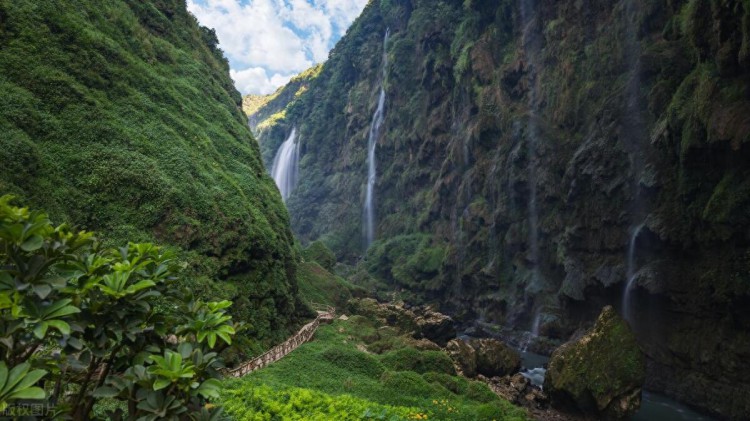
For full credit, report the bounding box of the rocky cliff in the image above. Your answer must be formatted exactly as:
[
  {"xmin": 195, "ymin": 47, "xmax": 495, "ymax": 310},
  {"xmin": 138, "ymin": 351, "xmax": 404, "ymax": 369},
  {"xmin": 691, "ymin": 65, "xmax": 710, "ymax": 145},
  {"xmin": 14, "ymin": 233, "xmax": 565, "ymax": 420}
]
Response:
[{"xmin": 251, "ymin": 0, "xmax": 750, "ymax": 418}]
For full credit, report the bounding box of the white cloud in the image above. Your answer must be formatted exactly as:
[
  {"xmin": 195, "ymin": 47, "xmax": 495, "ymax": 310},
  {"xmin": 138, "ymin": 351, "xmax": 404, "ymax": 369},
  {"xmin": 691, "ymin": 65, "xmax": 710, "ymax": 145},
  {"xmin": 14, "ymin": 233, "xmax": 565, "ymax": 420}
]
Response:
[
  {"xmin": 230, "ymin": 67, "xmax": 293, "ymax": 95},
  {"xmin": 188, "ymin": 0, "xmax": 368, "ymax": 95}
]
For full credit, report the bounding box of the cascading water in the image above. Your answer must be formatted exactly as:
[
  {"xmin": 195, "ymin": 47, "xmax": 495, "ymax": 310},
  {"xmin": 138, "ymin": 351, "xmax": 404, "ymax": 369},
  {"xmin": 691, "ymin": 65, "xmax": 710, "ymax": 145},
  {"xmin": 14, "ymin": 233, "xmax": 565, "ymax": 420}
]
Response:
[
  {"xmin": 622, "ymin": 223, "xmax": 644, "ymax": 323},
  {"xmin": 520, "ymin": 0, "xmax": 541, "ymax": 292},
  {"xmin": 621, "ymin": 0, "xmax": 648, "ymax": 322},
  {"xmin": 363, "ymin": 29, "xmax": 390, "ymax": 249},
  {"xmin": 271, "ymin": 127, "xmax": 300, "ymax": 202},
  {"xmin": 520, "ymin": 309, "xmax": 542, "ymax": 352}
]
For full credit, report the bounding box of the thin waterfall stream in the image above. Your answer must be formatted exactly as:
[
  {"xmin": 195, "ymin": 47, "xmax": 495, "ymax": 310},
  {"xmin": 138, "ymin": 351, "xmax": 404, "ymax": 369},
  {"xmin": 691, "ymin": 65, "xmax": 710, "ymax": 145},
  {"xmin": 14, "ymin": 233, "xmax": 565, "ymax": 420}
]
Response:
[{"xmin": 363, "ymin": 28, "xmax": 390, "ymax": 249}]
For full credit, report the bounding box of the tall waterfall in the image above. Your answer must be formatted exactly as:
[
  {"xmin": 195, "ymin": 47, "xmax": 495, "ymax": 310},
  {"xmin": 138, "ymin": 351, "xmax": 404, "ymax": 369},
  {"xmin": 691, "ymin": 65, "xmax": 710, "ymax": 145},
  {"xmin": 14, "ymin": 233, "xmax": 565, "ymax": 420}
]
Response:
[
  {"xmin": 271, "ymin": 127, "xmax": 299, "ymax": 202},
  {"xmin": 520, "ymin": 0, "xmax": 542, "ymax": 290},
  {"xmin": 364, "ymin": 29, "xmax": 390, "ymax": 249},
  {"xmin": 621, "ymin": 0, "xmax": 648, "ymax": 322}
]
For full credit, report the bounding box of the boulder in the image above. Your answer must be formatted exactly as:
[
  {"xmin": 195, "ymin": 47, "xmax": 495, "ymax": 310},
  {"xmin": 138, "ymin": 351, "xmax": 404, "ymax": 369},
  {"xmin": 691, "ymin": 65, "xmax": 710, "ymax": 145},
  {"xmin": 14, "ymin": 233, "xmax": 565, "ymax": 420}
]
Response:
[
  {"xmin": 446, "ymin": 339, "xmax": 477, "ymax": 377},
  {"xmin": 544, "ymin": 306, "xmax": 646, "ymax": 420},
  {"xmin": 413, "ymin": 307, "xmax": 456, "ymax": 346},
  {"xmin": 469, "ymin": 338, "xmax": 521, "ymax": 377}
]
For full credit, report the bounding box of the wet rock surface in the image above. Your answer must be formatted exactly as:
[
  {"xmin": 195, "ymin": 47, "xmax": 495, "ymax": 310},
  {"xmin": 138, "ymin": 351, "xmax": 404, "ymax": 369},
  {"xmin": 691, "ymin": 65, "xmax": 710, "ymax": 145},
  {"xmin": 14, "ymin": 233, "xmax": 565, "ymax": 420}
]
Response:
[
  {"xmin": 469, "ymin": 338, "xmax": 522, "ymax": 378},
  {"xmin": 544, "ymin": 306, "xmax": 646, "ymax": 420}
]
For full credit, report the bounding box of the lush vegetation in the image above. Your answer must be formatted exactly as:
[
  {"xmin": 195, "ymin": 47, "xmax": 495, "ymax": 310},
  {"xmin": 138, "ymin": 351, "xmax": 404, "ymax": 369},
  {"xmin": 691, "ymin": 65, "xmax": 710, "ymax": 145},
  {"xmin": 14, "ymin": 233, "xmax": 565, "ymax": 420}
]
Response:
[
  {"xmin": 220, "ymin": 313, "xmax": 528, "ymax": 420},
  {"xmin": 0, "ymin": 0, "xmax": 302, "ymax": 357},
  {"xmin": 0, "ymin": 196, "xmax": 235, "ymax": 419}
]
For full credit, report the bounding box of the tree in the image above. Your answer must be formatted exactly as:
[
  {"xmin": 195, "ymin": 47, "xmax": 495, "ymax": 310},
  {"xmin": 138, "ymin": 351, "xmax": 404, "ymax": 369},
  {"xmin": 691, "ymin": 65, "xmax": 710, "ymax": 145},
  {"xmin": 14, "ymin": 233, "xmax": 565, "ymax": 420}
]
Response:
[{"xmin": 0, "ymin": 195, "xmax": 238, "ymax": 419}]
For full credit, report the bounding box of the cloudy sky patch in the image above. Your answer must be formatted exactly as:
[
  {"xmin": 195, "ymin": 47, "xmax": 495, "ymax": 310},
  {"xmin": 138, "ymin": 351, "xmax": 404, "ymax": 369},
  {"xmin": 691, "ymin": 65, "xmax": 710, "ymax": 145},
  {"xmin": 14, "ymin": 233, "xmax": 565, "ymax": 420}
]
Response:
[{"xmin": 188, "ymin": 0, "xmax": 368, "ymax": 95}]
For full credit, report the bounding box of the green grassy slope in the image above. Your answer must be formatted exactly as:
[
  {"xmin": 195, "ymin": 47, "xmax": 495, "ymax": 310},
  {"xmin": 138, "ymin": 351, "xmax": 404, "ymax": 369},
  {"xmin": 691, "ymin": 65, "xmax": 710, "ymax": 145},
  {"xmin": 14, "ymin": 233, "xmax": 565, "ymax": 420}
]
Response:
[
  {"xmin": 221, "ymin": 316, "xmax": 529, "ymax": 420},
  {"xmin": 0, "ymin": 0, "xmax": 302, "ymax": 355}
]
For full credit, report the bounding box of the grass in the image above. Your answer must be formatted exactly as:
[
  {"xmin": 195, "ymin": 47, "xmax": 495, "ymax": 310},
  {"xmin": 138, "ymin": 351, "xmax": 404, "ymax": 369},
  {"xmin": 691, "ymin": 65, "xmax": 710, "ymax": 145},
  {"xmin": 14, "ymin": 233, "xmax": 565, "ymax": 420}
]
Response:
[{"xmin": 220, "ymin": 317, "xmax": 529, "ymax": 420}]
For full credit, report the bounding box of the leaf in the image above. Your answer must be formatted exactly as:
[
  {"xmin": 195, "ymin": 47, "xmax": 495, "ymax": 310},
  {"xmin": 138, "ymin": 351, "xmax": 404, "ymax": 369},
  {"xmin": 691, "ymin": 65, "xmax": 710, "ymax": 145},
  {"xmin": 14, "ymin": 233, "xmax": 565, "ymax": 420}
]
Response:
[
  {"xmin": 46, "ymin": 320, "xmax": 71, "ymax": 335},
  {"xmin": 43, "ymin": 299, "xmax": 80, "ymax": 319},
  {"xmin": 153, "ymin": 378, "xmax": 171, "ymax": 391},
  {"xmin": 33, "ymin": 322, "xmax": 48, "ymax": 339},
  {"xmin": 0, "ymin": 272, "xmax": 13, "ymax": 290},
  {"xmin": 13, "ymin": 368, "xmax": 46, "ymax": 391},
  {"xmin": 20, "ymin": 235, "xmax": 44, "ymax": 252},
  {"xmin": 6, "ymin": 386, "xmax": 45, "ymax": 400},
  {"xmin": 32, "ymin": 284, "xmax": 52, "ymax": 299},
  {"xmin": 92, "ymin": 386, "xmax": 120, "ymax": 398},
  {"xmin": 194, "ymin": 378, "xmax": 221, "ymax": 399}
]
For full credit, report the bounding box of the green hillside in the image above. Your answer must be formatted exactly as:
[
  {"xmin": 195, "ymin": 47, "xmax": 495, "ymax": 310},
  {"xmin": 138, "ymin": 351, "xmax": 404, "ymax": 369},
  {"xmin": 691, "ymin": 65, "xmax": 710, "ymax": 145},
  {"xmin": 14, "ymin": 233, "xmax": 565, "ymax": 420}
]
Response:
[{"xmin": 0, "ymin": 0, "xmax": 302, "ymax": 355}]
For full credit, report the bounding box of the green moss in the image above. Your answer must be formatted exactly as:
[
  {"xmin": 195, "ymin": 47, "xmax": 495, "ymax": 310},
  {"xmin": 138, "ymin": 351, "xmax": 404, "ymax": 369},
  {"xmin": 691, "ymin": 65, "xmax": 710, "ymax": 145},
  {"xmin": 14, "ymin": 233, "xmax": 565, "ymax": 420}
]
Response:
[
  {"xmin": 380, "ymin": 347, "xmax": 457, "ymax": 375},
  {"xmin": 321, "ymin": 347, "xmax": 386, "ymax": 378},
  {"xmin": 302, "ymin": 240, "xmax": 337, "ymax": 270},
  {"xmin": 0, "ymin": 0, "xmax": 301, "ymax": 354},
  {"xmin": 545, "ymin": 307, "xmax": 645, "ymax": 415},
  {"xmin": 702, "ymin": 170, "xmax": 750, "ymax": 223}
]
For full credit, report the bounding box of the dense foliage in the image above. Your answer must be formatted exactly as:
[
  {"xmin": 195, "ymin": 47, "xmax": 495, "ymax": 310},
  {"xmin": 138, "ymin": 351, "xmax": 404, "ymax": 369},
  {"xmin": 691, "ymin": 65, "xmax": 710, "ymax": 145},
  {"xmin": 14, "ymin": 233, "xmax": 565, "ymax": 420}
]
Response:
[
  {"xmin": 221, "ymin": 314, "xmax": 528, "ymax": 420},
  {"xmin": 222, "ymin": 384, "xmax": 421, "ymax": 420},
  {"xmin": 0, "ymin": 0, "xmax": 301, "ymax": 354},
  {"xmin": 0, "ymin": 196, "xmax": 236, "ymax": 419}
]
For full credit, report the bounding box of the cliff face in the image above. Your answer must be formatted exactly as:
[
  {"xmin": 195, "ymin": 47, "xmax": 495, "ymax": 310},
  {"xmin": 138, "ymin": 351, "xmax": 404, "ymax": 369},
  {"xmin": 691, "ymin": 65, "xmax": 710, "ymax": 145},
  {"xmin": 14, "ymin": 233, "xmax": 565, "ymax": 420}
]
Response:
[
  {"xmin": 0, "ymin": 0, "xmax": 302, "ymax": 353},
  {"xmin": 252, "ymin": 0, "xmax": 750, "ymax": 418}
]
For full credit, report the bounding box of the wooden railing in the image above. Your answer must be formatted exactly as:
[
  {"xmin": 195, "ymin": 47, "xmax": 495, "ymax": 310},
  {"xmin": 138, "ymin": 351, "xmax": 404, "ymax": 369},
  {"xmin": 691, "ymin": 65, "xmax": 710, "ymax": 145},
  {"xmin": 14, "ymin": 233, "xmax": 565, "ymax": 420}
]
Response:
[{"xmin": 224, "ymin": 308, "xmax": 336, "ymax": 378}]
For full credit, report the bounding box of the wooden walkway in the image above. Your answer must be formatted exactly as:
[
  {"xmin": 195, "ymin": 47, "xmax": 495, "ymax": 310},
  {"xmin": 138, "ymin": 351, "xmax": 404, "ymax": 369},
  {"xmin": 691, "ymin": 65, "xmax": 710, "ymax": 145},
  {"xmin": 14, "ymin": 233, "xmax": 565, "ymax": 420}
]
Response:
[{"xmin": 224, "ymin": 305, "xmax": 335, "ymax": 377}]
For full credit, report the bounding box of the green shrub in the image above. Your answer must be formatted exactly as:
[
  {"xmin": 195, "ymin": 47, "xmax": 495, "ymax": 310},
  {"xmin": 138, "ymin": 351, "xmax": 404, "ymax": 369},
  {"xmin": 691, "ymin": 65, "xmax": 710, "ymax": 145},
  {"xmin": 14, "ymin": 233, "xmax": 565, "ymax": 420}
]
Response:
[
  {"xmin": 302, "ymin": 240, "xmax": 337, "ymax": 270},
  {"xmin": 221, "ymin": 383, "xmax": 421, "ymax": 420},
  {"xmin": 422, "ymin": 372, "xmax": 470, "ymax": 395},
  {"xmin": 321, "ymin": 347, "xmax": 386, "ymax": 378},
  {"xmin": 380, "ymin": 371, "xmax": 448, "ymax": 399},
  {"xmin": 466, "ymin": 381, "xmax": 499, "ymax": 403},
  {"xmin": 380, "ymin": 348, "xmax": 456, "ymax": 375},
  {"xmin": 0, "ymin": 195, "xmax": 234, "ymax": 419}
]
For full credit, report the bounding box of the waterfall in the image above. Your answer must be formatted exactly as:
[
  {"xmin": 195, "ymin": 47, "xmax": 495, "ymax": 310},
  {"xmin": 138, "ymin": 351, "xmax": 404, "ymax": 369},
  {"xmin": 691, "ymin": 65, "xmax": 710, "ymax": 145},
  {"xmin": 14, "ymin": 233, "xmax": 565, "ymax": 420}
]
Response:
[
  {"xmin": 363, "ymin": 29, "xmax": 390, "ymax": 249},
  {"xmin": 621, "ymin": 0, "xmax": 648, "ymax": 322},
  {"xmin": 271, "ymin": 127, "xmax": 299, "ymax": 202},
  {"xmin": 520, "ymin": 0, "xmax": 542, "ymax": 290},
  {"xmin": 622, "ymin": 223, "xmax": 644, "ymax": 323},
  {"xmin": 520, "ymin": 308, "xmax": 542, "ymax": 352}
]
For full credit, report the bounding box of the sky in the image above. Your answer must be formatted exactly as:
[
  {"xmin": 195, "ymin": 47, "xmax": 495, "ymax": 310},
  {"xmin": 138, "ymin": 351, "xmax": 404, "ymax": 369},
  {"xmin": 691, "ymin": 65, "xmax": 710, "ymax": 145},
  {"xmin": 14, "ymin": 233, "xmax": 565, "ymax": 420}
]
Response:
[{"xmin": 188, "ymin": 0, "xmax": 369, "ymax": 95}]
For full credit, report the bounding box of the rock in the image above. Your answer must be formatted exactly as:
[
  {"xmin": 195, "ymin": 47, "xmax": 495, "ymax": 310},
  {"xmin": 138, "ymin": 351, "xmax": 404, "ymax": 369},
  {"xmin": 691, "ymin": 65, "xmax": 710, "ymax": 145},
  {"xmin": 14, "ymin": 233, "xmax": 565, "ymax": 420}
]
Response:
[
  {"xmin": 413, "ymin": 307, "xmax": 456, "ymax": 346},
  {"xmin": 469, "ymin": 338, "xmax": 521, "ymax": 377},
  {"xmin": 544, "ymin": 306, "xmax": 645, "ymax": 420},
  {"xmin": 481, "ymin": 373, "xmax": 549, "ymax": 409},
  {"xmin": 446, "ymin": 339, "xmax": 477, "ymax": 377},
  {"xmin": 347, "ymin": 298, "xmax": 418, "ymax": 333},
  {"xmin": 348, "ymin": 299, "xmax": 457, "ymax": 346}
]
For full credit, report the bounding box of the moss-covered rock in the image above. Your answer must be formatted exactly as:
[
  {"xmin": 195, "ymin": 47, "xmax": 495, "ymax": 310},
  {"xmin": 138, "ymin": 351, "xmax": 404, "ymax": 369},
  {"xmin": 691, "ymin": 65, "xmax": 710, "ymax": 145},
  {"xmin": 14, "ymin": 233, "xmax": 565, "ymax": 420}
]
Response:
[
  {"xmin": 468, "ymin": 339, "xmax": 521, "ymax": 378},
  {"xmin": 446, "ymin": 339, "xmax": 477, "ymax": 378},
  {"xmin": 544, "ymin": 306, "xmax": 645, "ymax": 420},
  {"xmin": 413, "ymin": 306, "xmax": 456, "ymax": 347}
]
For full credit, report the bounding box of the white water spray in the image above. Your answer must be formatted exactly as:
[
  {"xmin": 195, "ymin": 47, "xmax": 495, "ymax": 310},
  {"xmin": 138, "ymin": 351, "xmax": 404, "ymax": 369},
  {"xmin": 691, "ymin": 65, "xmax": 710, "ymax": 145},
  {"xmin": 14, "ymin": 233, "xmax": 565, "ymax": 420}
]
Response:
[
  {"xmin": 364, "ymin": 29, "xmax": 390, "ymax": 248},
  {"xmin": 622, "ymin": 223, "xmax": 644, "ymax": 323},
  {"xmin": 521, "ymin": 309, "xmax": 542, "ymax": 352},
  {"xmin": 271, "ymin": 128, "xmax": 299, "ymax": 202}
]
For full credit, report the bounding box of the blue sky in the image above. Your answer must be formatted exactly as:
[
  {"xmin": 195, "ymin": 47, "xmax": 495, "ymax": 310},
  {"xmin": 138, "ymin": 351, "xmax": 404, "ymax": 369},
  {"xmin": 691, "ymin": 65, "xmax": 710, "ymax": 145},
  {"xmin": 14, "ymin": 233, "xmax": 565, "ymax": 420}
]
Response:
[{"xmin": 188, "ymin": 0, "xmax": 368, "ymax": 95}]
